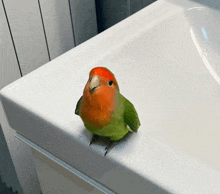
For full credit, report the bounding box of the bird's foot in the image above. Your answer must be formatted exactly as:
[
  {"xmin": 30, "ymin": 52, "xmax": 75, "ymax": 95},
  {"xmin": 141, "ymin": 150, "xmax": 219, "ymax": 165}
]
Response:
[
  {"xmin": 104, "ymin": 140, "xmax": 115, "ymax": 156},
  {"xmin": 89, "ymin": 134, "xmax": 99, "ymax": 146}
]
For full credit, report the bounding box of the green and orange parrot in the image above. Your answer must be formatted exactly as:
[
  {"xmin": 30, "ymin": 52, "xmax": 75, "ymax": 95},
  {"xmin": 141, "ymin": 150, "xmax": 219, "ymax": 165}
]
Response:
[{"xmin": 75, "ymin": 67, "xmax": 140, "ymax": 155}]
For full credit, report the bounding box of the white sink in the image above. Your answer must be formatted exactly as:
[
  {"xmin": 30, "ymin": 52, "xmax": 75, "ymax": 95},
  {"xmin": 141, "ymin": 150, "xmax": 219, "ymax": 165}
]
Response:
[{"xmin": 2, "ymin": 0, "xmax": 220, "ymax": 193}]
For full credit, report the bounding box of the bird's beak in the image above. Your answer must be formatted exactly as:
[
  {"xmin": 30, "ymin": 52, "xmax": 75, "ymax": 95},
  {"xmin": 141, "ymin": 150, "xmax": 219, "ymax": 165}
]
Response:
[{"xmin": 89, "ymin": 76, "xmax": 100, "ymax": 92}]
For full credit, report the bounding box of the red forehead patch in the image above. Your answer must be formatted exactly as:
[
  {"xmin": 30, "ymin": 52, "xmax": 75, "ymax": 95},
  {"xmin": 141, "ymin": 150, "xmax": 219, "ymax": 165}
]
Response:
[{"xmin": 90, "ymin": 67, "xmax": 115, "ymax": 81}]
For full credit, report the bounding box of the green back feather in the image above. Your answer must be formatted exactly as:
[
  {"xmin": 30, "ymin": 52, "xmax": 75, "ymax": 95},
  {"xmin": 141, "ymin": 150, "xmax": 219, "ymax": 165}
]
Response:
[{"xmin": 121, "ymin": 94, "xmax": 140, "ymax": 133}]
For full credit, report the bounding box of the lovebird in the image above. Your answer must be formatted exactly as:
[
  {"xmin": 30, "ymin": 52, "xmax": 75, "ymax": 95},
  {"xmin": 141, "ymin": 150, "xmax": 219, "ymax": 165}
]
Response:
[{"xmin": 75, "ymin": 67, "xmax": 140, "ymax": 155}]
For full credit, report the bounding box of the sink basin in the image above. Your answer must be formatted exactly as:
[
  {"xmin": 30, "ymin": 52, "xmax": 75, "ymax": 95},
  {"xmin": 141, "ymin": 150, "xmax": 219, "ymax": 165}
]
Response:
[{"xmin": 1, "ymin": 0, "xmax": 220, "ymax": 193}]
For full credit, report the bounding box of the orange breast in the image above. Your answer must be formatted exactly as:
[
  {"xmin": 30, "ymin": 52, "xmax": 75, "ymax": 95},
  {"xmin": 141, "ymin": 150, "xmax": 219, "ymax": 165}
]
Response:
[{"xmin": 80, "ymin": 87, "xmax": 116, "ymax": 129}]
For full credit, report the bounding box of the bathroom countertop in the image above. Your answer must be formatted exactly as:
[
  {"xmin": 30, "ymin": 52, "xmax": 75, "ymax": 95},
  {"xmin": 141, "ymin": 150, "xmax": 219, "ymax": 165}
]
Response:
[{"xmin": 2, "ymin": 0, "xmax": 220, "ymax": 193}]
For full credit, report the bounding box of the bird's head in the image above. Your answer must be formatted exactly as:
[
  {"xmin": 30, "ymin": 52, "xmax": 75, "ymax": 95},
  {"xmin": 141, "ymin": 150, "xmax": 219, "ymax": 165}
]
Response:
[{"xmin": 84, "ymin": 67, "xmax": 119, "ymax": 96}]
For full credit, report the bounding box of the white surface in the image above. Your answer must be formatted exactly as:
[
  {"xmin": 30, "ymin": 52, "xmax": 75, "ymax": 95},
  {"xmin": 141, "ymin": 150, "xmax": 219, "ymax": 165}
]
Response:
[
  {"xmin": 3, "ymin": 0, "xmax": 49, "ymax": 75},
  {"xmin": 16, "ymin": 133, "xmax": 113, "ymax": 194},
  {"xmin": 2, "ymin": 0, "xmax": 220, "ymax": 193},
  {"xmin": 39, "ymin": 0, "xmax": 75, "ymax": 60}
]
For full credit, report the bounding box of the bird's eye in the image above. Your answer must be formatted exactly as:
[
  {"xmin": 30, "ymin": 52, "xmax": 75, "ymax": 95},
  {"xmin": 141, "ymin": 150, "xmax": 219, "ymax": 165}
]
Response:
[{"xmin": 108, "ymin": 80, "xmax": 113, "ymax": 86}]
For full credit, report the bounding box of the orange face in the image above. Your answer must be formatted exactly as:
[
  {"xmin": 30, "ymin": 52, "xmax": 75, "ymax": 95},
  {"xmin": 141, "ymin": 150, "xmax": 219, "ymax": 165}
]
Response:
[
  {"xmin": 80, "ymin": 67, "xmax": 119, "ymax": 128},
  {"xmin": 84, "ymin": 67, "xmax": 119, "ymax": 98}
]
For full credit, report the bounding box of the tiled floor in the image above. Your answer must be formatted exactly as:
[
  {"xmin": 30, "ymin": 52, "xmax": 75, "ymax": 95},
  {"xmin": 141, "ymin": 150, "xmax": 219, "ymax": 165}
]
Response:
[{"xmin": 0, "ymin": 176, "xmax": 19, "ymax": 194}]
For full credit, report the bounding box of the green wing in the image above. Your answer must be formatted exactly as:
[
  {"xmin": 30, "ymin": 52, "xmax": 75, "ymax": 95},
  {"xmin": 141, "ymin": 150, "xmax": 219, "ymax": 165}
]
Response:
[
  {"xmin": 75, "ymin": 96, "xmax": 83, "ymax": 115},
  {"xmin": 123, "ymin": 95, "xmax": 141, "ymax": 132}
]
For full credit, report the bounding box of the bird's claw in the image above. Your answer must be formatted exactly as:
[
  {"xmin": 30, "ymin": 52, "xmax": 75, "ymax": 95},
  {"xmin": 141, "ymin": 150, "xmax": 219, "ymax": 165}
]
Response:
[
  {"xmin": 104, "ymin": 140, "xmax": 115, "ymax": 156},
  {"xmin": 89, "ymin": 136, "xmax": 115, "ymax": 156},
  {"xmin": 104, "ymin": 146, "xmax": 109, "ymax": 156},
  {"xmin": 89, "ymin": 134, "xmax": 99, "ymax": 146}
]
